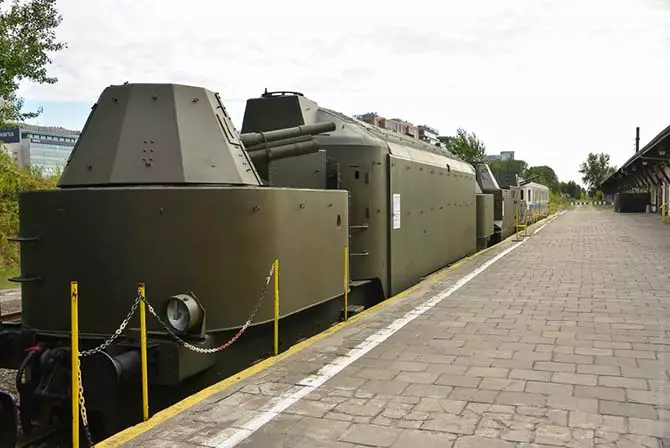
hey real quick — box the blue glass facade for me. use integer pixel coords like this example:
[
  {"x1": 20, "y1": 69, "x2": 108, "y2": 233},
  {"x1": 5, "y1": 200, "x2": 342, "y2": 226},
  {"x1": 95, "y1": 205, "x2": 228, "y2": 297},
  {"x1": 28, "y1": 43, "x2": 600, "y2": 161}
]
[{"x1": 19, "y1": 126, "x2": 80, "y2": 175}]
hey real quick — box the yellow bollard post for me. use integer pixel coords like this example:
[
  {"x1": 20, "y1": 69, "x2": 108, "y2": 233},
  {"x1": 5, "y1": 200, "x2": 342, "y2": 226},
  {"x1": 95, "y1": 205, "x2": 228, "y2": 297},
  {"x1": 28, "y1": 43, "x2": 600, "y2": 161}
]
[
  {"x1": 71, "y1": 281, "x2": 79, "y2": 448},
  {"x1": 138, "y1": 283, "x2": 149, "y2": 422},
  {"x1": 515, "y1": 208, "x2": 519, "y2": 241},
  {"x1": 343, "y1": 246, "x2": 349, "y2": 321},
  {"x1": 273, "y1": 259, "x2": 279, "y2": 356}
]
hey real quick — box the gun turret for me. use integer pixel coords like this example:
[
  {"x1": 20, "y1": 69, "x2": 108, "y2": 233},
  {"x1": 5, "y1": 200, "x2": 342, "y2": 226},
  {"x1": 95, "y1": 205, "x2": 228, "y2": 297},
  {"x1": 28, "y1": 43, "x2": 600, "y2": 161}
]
[{"x1": 58, "y1": 83, "x2": 263, "y2": 187}]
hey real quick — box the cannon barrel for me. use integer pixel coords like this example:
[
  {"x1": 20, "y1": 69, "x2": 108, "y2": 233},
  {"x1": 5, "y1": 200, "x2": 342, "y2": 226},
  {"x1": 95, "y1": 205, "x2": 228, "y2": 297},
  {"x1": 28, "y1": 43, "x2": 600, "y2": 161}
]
[
  {"x1": 245, "y1": 135, "x2": 313, "y2": 152},
  {"x1": 239, "y1": 121, "x2": 336, "y2": 147},
  {"x1": 247, "y1": 140, "x2": 320, "y2": 163}
]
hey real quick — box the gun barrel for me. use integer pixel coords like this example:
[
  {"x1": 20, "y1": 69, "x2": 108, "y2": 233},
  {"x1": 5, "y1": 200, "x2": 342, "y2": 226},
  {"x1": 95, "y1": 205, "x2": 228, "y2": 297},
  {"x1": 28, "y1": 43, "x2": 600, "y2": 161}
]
[
  {"x1": 240, "y1": 122, "x2": 336, "y2": 147},
  {"x1": 248, "y1": 140, "x2": 320, "y2": 163},
  {"x1": 245, "y1": 135, "x2": 313, "y2": 152}
]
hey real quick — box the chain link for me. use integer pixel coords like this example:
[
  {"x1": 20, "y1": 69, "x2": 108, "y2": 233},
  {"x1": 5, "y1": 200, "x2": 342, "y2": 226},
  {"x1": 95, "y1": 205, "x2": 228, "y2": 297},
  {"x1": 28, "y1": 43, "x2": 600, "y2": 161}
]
[
  {"x1": 76, "y1": 362, "x2": 94, "y2": 446},
  {"x1": 79, "y1": 295, "x2": 141, "y2": 358},
  {"x1": 74, "y1": 261, "x2": 276, "y2": 446}
]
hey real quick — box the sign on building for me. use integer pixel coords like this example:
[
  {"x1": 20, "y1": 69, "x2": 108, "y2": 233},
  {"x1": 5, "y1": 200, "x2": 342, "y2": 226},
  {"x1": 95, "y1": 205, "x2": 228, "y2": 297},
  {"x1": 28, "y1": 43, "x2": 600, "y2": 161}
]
[{"x1": 0, "y1": 128, "x2": 20, "y2": 144}]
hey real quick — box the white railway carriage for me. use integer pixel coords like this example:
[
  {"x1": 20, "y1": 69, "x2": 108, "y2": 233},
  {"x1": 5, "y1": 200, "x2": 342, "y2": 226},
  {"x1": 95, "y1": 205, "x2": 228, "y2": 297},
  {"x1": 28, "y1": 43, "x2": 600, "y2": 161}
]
[{"x1": 520, "y1": 181, "x2": 550, "y2": 221}]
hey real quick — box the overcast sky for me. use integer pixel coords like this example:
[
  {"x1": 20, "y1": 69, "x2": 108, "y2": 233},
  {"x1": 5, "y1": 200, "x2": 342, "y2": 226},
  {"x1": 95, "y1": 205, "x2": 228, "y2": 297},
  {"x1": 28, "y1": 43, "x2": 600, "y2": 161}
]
[{"x1": 16, "y1": 0, "x2": 670, "y2": 185}]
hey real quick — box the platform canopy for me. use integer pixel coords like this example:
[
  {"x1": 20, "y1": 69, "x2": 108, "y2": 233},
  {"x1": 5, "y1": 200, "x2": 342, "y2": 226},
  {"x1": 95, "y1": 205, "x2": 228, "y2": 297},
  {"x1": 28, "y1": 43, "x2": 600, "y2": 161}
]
[{"x1": 600, "y1": 123, "x2": 670, "y2": 194}]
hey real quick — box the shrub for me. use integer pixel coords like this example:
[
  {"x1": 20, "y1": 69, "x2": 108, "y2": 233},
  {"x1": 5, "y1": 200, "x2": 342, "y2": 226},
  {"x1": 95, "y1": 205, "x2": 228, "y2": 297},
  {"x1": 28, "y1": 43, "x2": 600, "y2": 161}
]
[{"x1": 0, "y1": 149, "x2": 58, "y2": 268}]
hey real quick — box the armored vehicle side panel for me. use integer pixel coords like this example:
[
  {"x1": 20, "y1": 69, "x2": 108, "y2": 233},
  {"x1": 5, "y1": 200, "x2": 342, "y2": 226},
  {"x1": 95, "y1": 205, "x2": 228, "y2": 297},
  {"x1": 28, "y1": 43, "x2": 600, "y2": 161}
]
[
  {"x1": 18, "y1": 186, "x2": 348, "y2": 334},
  {"x1": 240, "y1": 92, "x2": 477, "y2": 297},
  {"x1": 387, "y1": 147, "x2": 476, "y2": 295},
  {"x1": 476, "y1": 194, "x2": 494, "y2": 239}
]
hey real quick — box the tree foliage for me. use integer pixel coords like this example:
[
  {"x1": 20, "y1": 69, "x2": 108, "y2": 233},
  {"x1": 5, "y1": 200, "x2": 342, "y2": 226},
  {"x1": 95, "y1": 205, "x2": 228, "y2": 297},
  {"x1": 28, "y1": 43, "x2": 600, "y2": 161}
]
[
  {"x1": 524, "y1": 165, "x2": 559, "y2": 192},
  {"x1": 0, "y1": 0, "x2": 66, "y2": 126},
  {"x1": 578, "y1": 152, "x2": 616, "y2": 196},
  {"x1": 488, "y1": 159, "x2": 528, "y2": 180},
  {"x1": 558, "y1": 180, "x2": 584, "y2": 199},
  {"x1": 0, "y1": 148, "x2": 58, "y2": 268},
  {"x1": 446, "y1": 128, "x2": 487, "y2": 165}
]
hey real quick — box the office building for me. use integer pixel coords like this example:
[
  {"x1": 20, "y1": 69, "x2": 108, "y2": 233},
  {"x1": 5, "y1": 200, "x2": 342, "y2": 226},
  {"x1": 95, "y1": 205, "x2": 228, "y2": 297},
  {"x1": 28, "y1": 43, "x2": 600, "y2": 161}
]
[
  {"x1": 355, "y1": 113, "x2": 419, "y2": 138},
  {"x1": 0, "y1": 123, "x2": 80, "y2": 175},
  {"x1": 418, "y1": 125, "x2": 440, "y2": 146},
  {"x1": 484, "y1": 151, "x2": 515, "y2": 162}
]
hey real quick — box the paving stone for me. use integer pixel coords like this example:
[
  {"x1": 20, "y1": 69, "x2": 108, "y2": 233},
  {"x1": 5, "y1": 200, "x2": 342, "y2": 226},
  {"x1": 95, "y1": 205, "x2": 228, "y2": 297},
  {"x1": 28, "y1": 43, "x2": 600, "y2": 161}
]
[
  {"x1": 391, "y1": 429, "x2": 456, "y2": 448},
  {"x1": 576, "y1": 364, "x2": 621, "y2": 376},
  {"x1": 466, "y1": 367, "x2": 510, "y2": 378},
  {"x1": 534, "y1": 425, "x2": 595, "y2": 447},
  {"x1": 599, "y1": 376, "x2": 649, "y2": 390},
  {"x1": 354, "y1": 368, "x2": 399, "y2": 381},
  {"x1": 359, "y1": 380, "x2": 410, "y2": 395},
  {"x1": 338, "y1": 423, "x2": 402, "y2": 446},
  {"x1": 453, "y1": 436, "x2": 516, "y2": 447},
  {"x1": 283, "y1": 399, "x2": 339, "y2": 418},
  {"x1": 574, "y1": 347, "x2": 614, "y2": 356},
  {"x1": 479, "y1": 378, "x2": 526, "y2": 392},
  {"x1": 435, "y1": 374, "x2": 482, "y2": 388},
  {"x1": 334, "y1": 399, "x2": 386, "y2": 417},
  {"x1": 496, "y1": 391, "x2": 547, "y2": 407},
  {"x1": 574, "y1": 385, "x2": 626, "y2": 401},
  {"x1": 599, "y1": 400, "x2": 658, "y2": 419},
  {"x1": 627, "y1": 389, "x2": 670, "y2": 406},
  {"x1": 534, "y1": 361, "x2": 577, "y2": 373},
  {"x1": 621, "y1": 366, "x2": 668, "y2": 380},
  {"x1": 594, "y1": 356, "x2": 638, "y2": 368},
  {"x1": 547, "y1": 395, "x2": 599, "y2": 413},
  {"x1": 568, "y1": 411, "x2": 627, "y2": 433},
  {"x1": 553, "y1": 353, "x2": 595, "y2": 364},
  {"x1": 446, "y1": 387, "x2": 499, "y2": 404},
  {"x1": 413, "y1": 397, "x2": 468, "y2": 414},
  {"x1": 526, "y1": 380, "x2": 574, "y2": 396},
  {"x1": 509, "y1": 369, "x2": 552, "y2": 382},
  {"x1": 552, "y1": 372, "x2": 598, "y2": 386},
  {"x1": 393, "y1": 371, "x2": 440, "y2": 384},
  {"x1": 389, "y1": 361, "x2": 430, "y2": 372},
  {"x1": 402, "y1": 383, "x2": 454, "y2": 398},
  {"x1": 284, "y1": 416, "x2": 352, "y2": 441},
  {"x1": 421, "y1": 414, "x2": 479, "y2": 434},
  {"x1": 614, "y1": 350, "x2": 658, "y2": 359},
  {"x1": 628, "y1": 418, "x2": 670, "y2": 438}
]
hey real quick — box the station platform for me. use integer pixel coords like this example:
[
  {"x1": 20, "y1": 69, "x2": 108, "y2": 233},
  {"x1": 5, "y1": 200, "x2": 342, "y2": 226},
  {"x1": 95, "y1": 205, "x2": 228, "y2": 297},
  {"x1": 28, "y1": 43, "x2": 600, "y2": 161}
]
[{"x1": 101, "y1": 207, "x2": 670, "y2": 448}]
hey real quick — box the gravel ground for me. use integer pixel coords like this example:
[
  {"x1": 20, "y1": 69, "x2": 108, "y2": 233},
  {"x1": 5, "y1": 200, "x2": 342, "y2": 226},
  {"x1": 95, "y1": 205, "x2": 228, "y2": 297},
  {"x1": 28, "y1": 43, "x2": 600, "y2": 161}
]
[
  {"x1": 1, "y1": 289, "x2": 20, "y2": 402},
  {"x1": 0, "y1": 289, "x2": 21, "y2": 315}
]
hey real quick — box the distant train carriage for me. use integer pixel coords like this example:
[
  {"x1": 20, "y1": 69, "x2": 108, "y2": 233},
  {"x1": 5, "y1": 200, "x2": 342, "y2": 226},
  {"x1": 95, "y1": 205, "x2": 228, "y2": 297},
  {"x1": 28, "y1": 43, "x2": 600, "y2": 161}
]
[{"x1": 520, "y1": 181, "x2": 550, "y2": 222}]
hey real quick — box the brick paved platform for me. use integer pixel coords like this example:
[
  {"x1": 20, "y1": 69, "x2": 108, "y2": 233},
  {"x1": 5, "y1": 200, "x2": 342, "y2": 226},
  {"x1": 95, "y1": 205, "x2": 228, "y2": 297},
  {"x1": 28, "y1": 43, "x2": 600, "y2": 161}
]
[{"x1": 113, "y1": 208, "x2": 670, "y2": 448}]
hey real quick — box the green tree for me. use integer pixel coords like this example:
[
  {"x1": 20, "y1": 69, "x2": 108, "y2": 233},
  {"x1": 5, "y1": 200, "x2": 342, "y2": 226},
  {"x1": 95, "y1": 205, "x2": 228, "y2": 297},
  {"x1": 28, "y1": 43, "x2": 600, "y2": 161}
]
[
  {"x1": 446, "y1": 128, "x2": 486, "y2": 164},
  {"x1": 524, "y1": 165, "x2": 559, "y2": 192},
  {"x1": 0, "y1": 0, "x2": 66, "y2": 126},
  {"x1": 578, "y1": 152, "x2": 616, "y2": 196},
  {"x1": 488, "y1": 159, "x2": 528, "y2": 179},
  {"x1": 559, "y1": 180, "x2": 583, "y2": 199},
  {"x1": 0, "y1": 148, "x2": 58, "y2": 267}
]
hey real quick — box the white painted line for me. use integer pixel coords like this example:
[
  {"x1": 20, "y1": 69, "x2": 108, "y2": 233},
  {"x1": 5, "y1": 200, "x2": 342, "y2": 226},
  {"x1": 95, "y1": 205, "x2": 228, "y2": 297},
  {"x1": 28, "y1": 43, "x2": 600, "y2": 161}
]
[{"x1": 213, "y1": 237, "x2": 528, "y2": 448}]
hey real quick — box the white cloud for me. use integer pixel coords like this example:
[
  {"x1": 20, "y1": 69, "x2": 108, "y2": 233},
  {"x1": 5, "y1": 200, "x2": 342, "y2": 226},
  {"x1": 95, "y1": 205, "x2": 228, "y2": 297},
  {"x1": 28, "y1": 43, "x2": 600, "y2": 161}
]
[{"x1": 16, "y1": 0, "x2": 670, "y2": 184}]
